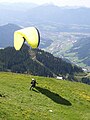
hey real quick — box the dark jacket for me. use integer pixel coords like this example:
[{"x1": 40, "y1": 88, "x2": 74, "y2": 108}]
[{"x1": 31, "y1": 80, "x2": 36, "y2": 87}]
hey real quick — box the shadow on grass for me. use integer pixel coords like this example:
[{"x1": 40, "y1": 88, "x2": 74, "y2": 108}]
[
  {"x1": 35, "y1": 86, "x2": 72, "y2": 106},
  {"x1": 32, "y1": 89, "x2": 39, "y2": 93}
]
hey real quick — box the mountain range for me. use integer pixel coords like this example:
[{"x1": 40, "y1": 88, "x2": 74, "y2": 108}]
[
  {"x1": 0, "y1": 3, "x2": 90, "y2": 25},
  {"x1": 26, "y1": 4, "x2": 90, "y2": 25}
]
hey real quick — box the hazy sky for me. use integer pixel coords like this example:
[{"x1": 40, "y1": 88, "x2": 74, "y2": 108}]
[{"x1": 0, "y1": 0, "x2": 90, "y2": 7}]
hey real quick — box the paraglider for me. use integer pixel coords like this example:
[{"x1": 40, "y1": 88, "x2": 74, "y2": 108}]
[
  {"x1": 30, "y1": 78, "x2": 38, "y2": 90},
  {"x1": 14, "y1": 27, "x2": 40, "y2": 50}
]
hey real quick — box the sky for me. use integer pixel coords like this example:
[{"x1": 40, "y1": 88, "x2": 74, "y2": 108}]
[{"x1": 0, "y1": 0, "x2": 90, "y2": 8}]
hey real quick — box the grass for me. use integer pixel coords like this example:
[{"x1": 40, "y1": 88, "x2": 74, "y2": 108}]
[{"x1": 0, "y1": 72, "x2": 90, "y2": 120}]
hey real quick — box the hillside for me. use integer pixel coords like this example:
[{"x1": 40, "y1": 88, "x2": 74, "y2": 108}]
[
  {"x1": 43, "y1": 32, "x2": 90, "y2": 71},
  {"x1": 0, "y1": 45, "x2": 83, "y2": 78},
  {"x1": 0, "y1": 72, "x2": 90, "y2": 120}
]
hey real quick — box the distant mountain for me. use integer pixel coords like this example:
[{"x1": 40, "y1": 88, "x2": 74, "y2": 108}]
[
  {"x1": 0, "y1": 2, "x2": 38, "y2": 25},
  {"x1": 0, "y1": 45, "x2": 83, "y2": 78},
  {"x1": 27, "y1": 4, "x2": 90, "y2": 25},
  {"x1": 0, "y1": 23, "x2": 21, "y2": 48},
  {"x1": 0, "y1": 4, "x2": 90, "y2": 25}
]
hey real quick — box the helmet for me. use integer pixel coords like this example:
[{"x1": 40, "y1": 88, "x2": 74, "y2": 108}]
[{"x1": 32, "y1": 78, "x2": 34, "y2": 81}]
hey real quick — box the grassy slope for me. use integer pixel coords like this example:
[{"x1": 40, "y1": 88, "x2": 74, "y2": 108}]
[{"x1": 0, "y1": 72, "x2": 90, "y2": 120}]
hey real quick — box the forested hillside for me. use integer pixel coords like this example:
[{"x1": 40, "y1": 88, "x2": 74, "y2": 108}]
[{"x1": 0, "y1": 45, "x2": 83, "y2": 78}]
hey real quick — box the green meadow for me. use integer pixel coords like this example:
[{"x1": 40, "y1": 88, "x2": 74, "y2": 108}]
[{"x1": 0, "y1": 72, "x2": 90, "y2": 120}]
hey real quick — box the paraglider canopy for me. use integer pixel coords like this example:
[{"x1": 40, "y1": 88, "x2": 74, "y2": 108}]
[{"x1": 14, "y1": 27, "x2": 40, "y2": 50}]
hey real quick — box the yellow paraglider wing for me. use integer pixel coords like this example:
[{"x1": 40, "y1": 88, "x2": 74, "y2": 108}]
[{"x1": 14, "y1": 27, "x2": 40, "y2": 50}]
